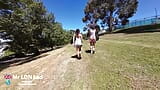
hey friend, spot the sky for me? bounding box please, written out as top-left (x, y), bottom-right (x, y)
top-left (43, 0), bottom-right (160, 31)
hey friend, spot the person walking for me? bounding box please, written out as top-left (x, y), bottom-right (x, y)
top-left (88, 26), bottom-right (97, 54)
top-left (73, 29), bottom-right (83, 59)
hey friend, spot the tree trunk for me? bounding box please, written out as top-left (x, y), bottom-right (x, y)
top-left (15, 52), bottom-right (25, 58)
top-left (32, 47), bottom-right (40, 56)
top-left (108, 11), bottom-right (113, 33)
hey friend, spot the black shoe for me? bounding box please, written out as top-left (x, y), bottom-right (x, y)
top-left (76, 55), bottom-right (78, 58)
top-left (79, 53), bottom-right (81, 57)
top-left (93, 51), bottom-right (95, 54)
top-left (80, 56), bottom-right (82, 59)
top-left (77, 57), bottom-right (81, 60)
top-left (78, 54), bottom-right (82, 59)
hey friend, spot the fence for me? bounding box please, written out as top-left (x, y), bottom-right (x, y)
top-left (116, 15), bottom-right (160, 30)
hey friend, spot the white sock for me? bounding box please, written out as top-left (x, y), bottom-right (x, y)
top-left (90, 46), bottom-right (92, 50)
top-left (90, 46), bottom-right (93, 53)
top-left (93, 47), bottom-right (95, 51)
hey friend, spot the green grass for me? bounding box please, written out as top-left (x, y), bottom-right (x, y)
top-left (86, 32), bottom-right (160, 90)
top-left (101, 32), bottom-right (160, 46)
top-left (0, 50), bottom-right (15, 59)
top-left (114, 24), bottom-right (160, 33)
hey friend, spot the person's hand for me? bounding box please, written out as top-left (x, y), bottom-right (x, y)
top-left (72, 43), bottom-right (75, 46)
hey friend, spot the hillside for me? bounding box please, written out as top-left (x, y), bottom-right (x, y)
top-left (0, 32), bottom-right (160, 90)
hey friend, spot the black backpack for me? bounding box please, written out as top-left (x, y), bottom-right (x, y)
top-left (96, 33), bottom-right (99, 41)
top-left (70, 38), bottom-right (73, 44)
top-left (70, 35), bottom-right (76, 44)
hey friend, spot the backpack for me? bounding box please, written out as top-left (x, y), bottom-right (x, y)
top-left (95, 25), bottom-right (100, 41)
top-left (87, 31), bottom-right (90, 38)
top-left (70, 34), bottom-right (76, 44)
top-left (70, 38), bottom-right (73, 44)
top-left (96, 33), bottom-right (99, 41)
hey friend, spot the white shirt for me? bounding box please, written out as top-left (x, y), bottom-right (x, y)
top-left (74, 34), bottom-right (82, 45)
top-left (89, 29), bottom-right (96, 39)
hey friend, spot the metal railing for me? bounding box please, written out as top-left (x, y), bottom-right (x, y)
top-left (116, 15), bottom-right (160, 29)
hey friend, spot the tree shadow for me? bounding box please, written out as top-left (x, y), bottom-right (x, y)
top-left (0, 46), bottom-right (63, 72)
top-left (114, 24), bottom-right (160, 34)
top-left (123, 30), bottom-right (160, 34)
top-left (40, 46), bottom-right (62, 53)
top-left (0, 54), bottom-right (49, 72)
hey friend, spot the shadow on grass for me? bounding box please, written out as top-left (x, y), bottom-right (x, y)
top-left (71, 55), bottom-right (78, 58)
top-left (114, 24), bottom-right (160, 34)
top-left (85, 50), bottom-right (91, 54)
top-left (123, 30), bottom-right (160, 34)
top-left (0, 46), bottom-right (63, 72)
top-left (71, 54), bottom-right (82, 60)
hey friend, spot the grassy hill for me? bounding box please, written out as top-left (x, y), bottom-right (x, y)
top-left (0, 32), bottom-right (160, 90)
top-left (86, 32), bottom-right (160, 89)
top-left (114, 24), bottom-right (160, 33)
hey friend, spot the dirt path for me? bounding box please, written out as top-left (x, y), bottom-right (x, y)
top-left (0, 45), bottom-right (91, 90)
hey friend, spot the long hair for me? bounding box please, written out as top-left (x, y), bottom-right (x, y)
top-left (75, 29), bottom-right (80, 36)
top-left (95, 25), bottom-right (100, 33)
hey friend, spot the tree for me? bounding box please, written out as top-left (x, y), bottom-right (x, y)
top-left (83, 0), bottom-right (138, 32)
top-left (51, 22), bottom-right (71, 46)
top-left (0, 0), bottom-right (17, 9)
top-left (0, 0), bottom-right (51, 55)
top-left (0, 0), bottom-right (72, 56)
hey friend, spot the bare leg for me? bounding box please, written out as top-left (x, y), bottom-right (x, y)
top-left (76, 47), bottom-right (79, 58)
top-left (90, 43), bottom-right (93, 54)
top-left (90, 43), bottom-right (92, 53)
top-left (93, 43), bottom-right (95, 54)
top-left (79, 46), bottom-right (82, 58)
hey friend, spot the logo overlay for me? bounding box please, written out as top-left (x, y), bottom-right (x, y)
top-left (4, 74), bottom-right (12, 85)
top-left (3, 74), bottom-right (43, 86)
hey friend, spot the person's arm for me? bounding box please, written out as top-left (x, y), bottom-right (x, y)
top-left (87, 30), bottom-right (90, 38)
top-left (81, 34), bottom-right (83, 42)
top-left (73, 34), bottom-right (75, 44)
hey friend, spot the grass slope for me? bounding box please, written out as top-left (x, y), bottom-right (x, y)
top-left (86, 32), bottom-right (160, 90)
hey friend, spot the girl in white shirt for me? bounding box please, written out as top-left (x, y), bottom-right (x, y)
top-left (88, 26), bottom-right (96, 54)
top-left (73, 29), bottom-right (83, 59)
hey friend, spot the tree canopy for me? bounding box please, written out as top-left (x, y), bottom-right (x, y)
top-left (0, 0), bottom-right (72, 56)
top-left (83, 0), bottom-right (138, 32)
